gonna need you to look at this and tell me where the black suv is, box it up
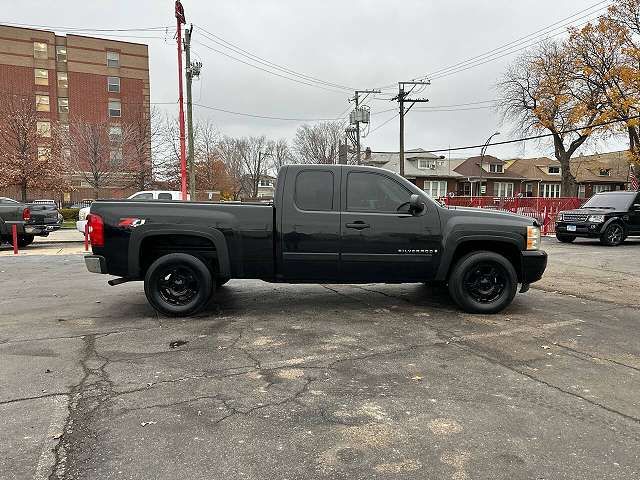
[556,191,640,246]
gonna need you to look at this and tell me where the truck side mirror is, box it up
[409,194,424,215]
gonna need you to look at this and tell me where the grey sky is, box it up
[5,0,627,158]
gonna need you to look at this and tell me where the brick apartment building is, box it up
[0,25,150,201]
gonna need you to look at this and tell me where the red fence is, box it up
[442,196,584,234]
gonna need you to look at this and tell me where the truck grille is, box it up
[562,213,589,222]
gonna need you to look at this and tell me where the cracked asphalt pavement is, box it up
[1,238,639,479]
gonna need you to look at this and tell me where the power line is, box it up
[1,22,171,32]
[193,25,354,92]
[376,0,611,88]
[424,115,640,153]
[191,38,346,95]
[192,102,346,122]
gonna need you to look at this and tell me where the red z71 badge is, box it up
[118,218,146,228]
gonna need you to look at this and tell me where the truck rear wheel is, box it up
[144,253,213,317]
[448,251,518,314]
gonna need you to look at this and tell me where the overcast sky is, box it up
[5,0,628,159]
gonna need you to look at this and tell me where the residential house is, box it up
[363,148,464,197]
[570,151,630,197]
[452,155,526,197]
[504,157,563,197]
[256,175,277,199]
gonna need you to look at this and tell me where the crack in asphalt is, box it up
[553,341,640,373]
[0,391,70,406]
[49,334,116,480]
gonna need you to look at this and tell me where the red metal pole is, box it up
[176,16,188,200]
[84,223,89,251]
[12,224,18,255]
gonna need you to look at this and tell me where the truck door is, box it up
[340,170,441,282]
[629,193,640,234]
[279,168,341,281]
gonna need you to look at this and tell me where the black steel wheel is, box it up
[144,253,213,316]
[600,223,625,246]
[448,251,518,314]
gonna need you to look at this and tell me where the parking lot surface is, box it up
[1,239,639,479]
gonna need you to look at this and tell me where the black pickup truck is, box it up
[556,191,640,246]
[0,197,62,247]
[84,165,547,316]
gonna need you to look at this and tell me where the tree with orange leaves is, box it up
[498,41,605,196]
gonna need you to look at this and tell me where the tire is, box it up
[556,234,576,243]
[144,253,213,317]
[599,222,625,246]
[9,234,35,248]
[448,251,518,314]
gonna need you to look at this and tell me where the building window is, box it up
[58,97,69,113]
[36,121,51,137]
[489,163,504,173]
[57,72,68,89]
[109,125,122,143]
[418,159,435,169]
[108,100,121,117]
[578,185,586,198]
[107,76,120,93]
[424,181,447,198]
[33,42,48,59]
[594,184,612,194]
[56,45,67,62]
[494,182,514,197]
[548,166,560,174]
[541,183,561,198]
[109,148,123,166]
[37,146,51,161]
[258,179,273,187]
[524,183,534,196]
[106,51,120,67]
[34,68,48,86]
[598,168,611,177]
[459,182,472,196]
[35,95,50,112]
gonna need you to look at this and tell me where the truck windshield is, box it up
[582,193,635,211]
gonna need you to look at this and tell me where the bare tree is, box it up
[216,136,245,200]
[497,41,603,196]
[239,136,273,198]
[0,93,67,200]
[270,138,294,172]
[124,105,163,191]
[66,119,129,199]
[193,120,235,199]
[292,121,345,165]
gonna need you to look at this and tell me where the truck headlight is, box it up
[527,225,541,250]
[588,215,605,223]
[557,213,564,222]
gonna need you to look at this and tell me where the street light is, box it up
[479,131,500,196]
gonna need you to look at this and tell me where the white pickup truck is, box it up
[76,191,187,234]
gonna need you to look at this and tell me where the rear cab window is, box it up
[157,193,173,200]
[294,170,334,211]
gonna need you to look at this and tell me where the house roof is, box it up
[570,151,630,184]
[365,151,464,178]
[453,155,526,180]
[505,157,562,182]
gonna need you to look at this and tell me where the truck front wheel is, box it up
[448,251,518,314]
[144,253,213,317]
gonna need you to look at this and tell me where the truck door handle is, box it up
[346,221,370,230]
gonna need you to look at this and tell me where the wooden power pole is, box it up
[395,81,430,177]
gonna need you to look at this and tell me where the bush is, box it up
[60,208,80,221]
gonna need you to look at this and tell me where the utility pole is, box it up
[350,89,380,164]
[184,24,202,201]
[175,1,187,200]
[393,81,430,177]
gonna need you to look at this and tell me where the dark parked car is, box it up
[0,197,62,247]
[556,191,640,246]
[83,165,547,316]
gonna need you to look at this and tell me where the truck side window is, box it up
[347,172,410,213]
[131,193,153,200]
[295,171,334,211]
